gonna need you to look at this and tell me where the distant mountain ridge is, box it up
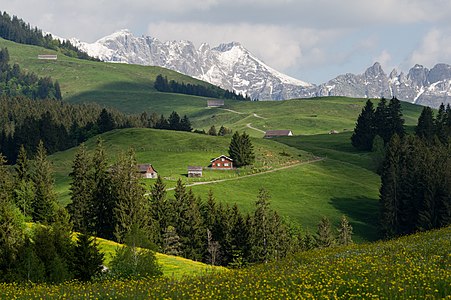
[73,30,451,107]
[71,29,313,101]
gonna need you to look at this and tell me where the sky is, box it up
[3,0,451,83]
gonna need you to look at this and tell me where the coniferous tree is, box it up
[72,233,104,281]
[149,175,168,246]
[162,226,182,256]
[351,99,375,150]
[13,148,34,219]
[228,131,255,167]
[250,188,272,263]
[112,149,151,245]
[67,143,93,233]
[180,115,192,132]
[374,98,391,143]
[91,138,114,240]
[336,215,353,246]
[240,132,255,166]
[54,80,62,100]
[379,134,402,238]
[372,135,385,174]
[387,97,405,139]
[0,153,13,204]
[415,106,435,142]
[32,141,57,223]
[208,125,217,136]
[316,216,334,248]
[97,108,116,133]
[168,111,181,131]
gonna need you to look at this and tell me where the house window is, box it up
[224,163,229,167]
[217,163,221,167]
[221,158,225,161]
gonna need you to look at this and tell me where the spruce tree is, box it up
[337,215,353,246]
[180,115,192,132]
[0,153,13,204]
[67,143,93,233]
[168,111,181,131]
[32,141,57,223]
[374,98,391,143]
[150,175,168,246]
[92,138,114,240]
[54,80,62,100]
[435,103,447,143]
[112,149,151,245]
[316,216,334,248]
[351,99,375,150]
[241,132,255,166]
[250,188,272,263]
[379,134,402,238]
[72,233,104,281]
[208,125,217,136]
[162,226,182,256]
[387,97,405,139]
[415,106,435,142]
[228,131,255,167]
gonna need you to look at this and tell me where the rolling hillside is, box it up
[4,226,449,298]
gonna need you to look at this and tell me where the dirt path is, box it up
[253,113,267,119]
[246,123,265,133]
[218,108,245,114]
[166,157,323,191]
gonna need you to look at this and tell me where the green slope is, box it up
[4,226,449,298]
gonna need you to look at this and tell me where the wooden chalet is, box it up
[137,164,158,179]
[207,99,225,107]
[264,130,293,138]
[210,155,233,169]
[188,166,203,177]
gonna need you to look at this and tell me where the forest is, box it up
[154,74,252,101]
[352,98,451,238]
[0,11,98,61]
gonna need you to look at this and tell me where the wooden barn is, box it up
[137,164,158,179]
[210,155,233,169]
[188,166,203,177]
[207,99,225,107]
[264,130,293,138]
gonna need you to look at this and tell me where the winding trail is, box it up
[246,123,265,133]
[166,157,323,191]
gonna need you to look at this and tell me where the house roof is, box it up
[188,166,203,172]
[137,164,157,173]
[264,130,293,137]
[210,155,233,163]
[207,99,225,106]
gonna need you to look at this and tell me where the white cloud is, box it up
[374,50,393,71]
[410,29,451,67]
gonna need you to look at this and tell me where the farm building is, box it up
[38,54,57,60]
[207,99,225,107]
[137,164,158,179]
[210,155,233,169]
[264,130,293,138]
[188,166,203,177]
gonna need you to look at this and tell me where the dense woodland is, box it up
[0,48,61,100]
[352,99,451,238]
[154,74,251,101]
[0,11,98,61]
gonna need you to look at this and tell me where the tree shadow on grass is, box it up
[329,196,380,241]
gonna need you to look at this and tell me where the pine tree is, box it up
[180,115,192,132]
[434,103,447,143]
[112,149,150,245]
[91,138,114,240]
[97,108,116,133]
[54,80,62,100]
[150,175,167,246]
[316,216,334,248]
[67,143,93,233]
[250,188,272,263]
[351,99,375,150]
[415,106,435,142]
[228,131,255,167]
[379,134,402,238]
[15,145,30,181]
[336,215,353,246]
[387,97,405,139]
[241,132,255,166]
[72,233,104,281]
[168,111,181,131]
[13,148,35,220]
[374,98,391,143]
[208,125,217,136]
[32,141,57,223]
[0,153,13,204]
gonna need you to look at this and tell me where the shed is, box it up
[210,155,233,169]
[188,166,203,177]
[207,99,225,107]
[264,130,293,138]
[38,54,57,60]
[137,164,158,179]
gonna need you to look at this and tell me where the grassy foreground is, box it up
[2,226,449,299]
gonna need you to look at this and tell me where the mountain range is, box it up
[72,30,451,108]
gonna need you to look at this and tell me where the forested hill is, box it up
[0,11,98,61]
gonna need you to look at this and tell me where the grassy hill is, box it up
[4,226,449,299]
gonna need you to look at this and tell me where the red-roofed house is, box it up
[210,155,233,169]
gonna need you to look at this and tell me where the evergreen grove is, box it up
[154,74,252,101]
[352,98,451,238]
[0,139,353,284]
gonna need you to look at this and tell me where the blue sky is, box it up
[3,0,451,83]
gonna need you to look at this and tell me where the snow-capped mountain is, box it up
[71,29,314,100]
[317,62,451,108]
[72,30,451,107]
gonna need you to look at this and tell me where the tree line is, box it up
[0,48,62,100]
[0,11,98,61]
[154,74,251,101]
[352,99,451,239]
